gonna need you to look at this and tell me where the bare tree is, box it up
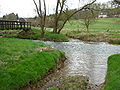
[33,0,46,38]
[53,0,66,33]
[53,0,96,34]
[82,9,96,33]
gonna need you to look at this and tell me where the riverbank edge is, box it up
[20,56,67,90]
[67,35,120,45]
[1,34,120,45]
[103,54,120,90]
[0,28,69,42]
[0,35,69,42]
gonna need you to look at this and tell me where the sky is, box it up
[0,0,111,18]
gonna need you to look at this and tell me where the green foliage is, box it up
[0,38,64,90]
[104,54,120,90]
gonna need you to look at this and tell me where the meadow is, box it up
[63,18,120,44]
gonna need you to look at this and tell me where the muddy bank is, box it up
[67,35,120,45]
[40,76,104,90]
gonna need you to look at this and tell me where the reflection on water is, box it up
[35,39,120,85]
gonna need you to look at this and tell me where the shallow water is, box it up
[35,39,120,85]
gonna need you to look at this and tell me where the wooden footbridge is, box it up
[0,20,31,30]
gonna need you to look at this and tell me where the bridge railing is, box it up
[0,20,31,30]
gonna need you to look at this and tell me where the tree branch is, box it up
[33,0,41,17]
[58,0,96,33]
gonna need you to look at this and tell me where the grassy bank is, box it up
[62,18,120,44]
[0,37,65,90]
[104,54,120,90]
[0,27,69,42]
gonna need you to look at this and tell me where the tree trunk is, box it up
[53,24,58,33]
[40,26,45,38]
[86,26,89,33]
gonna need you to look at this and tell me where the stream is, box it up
[35,39,120,86]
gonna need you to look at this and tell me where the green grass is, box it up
[63,18,120,44]
[0,37,65,90]
[104,54,120,90]
[64,18,120,30]
[44,32,68,42]
[0,27,69,42]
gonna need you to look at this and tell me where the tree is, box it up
[53,0,96,34]
[33,0,46,38]
[82,9,96,33]
[114,0,120,5]
[33,0,96,35]
[2,13,18,20]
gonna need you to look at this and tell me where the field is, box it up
[104,54,120,90]
[63,18,120,44]
[0,37,65,90]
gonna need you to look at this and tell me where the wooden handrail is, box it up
[0,20,31,30]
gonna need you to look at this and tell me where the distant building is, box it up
[98,12,108,18]
[113,14,120,18]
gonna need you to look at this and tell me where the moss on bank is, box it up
[104,54,120,90]
[0,37,65,90]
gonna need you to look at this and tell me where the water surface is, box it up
[35,39,120,85]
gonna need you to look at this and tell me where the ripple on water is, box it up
[34,39,120,85]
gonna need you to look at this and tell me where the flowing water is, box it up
[35,39,120,85]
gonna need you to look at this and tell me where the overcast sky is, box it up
[0,0,111,18]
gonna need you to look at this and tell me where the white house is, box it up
[98,12,108,18]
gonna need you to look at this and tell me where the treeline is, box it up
[27,1,120,27]
[1,1,119,28]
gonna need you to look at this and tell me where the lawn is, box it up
[0,37,65,90]
[104,54,120,90]
[62,18,120,44]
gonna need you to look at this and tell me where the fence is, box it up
[0,20,31,30]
